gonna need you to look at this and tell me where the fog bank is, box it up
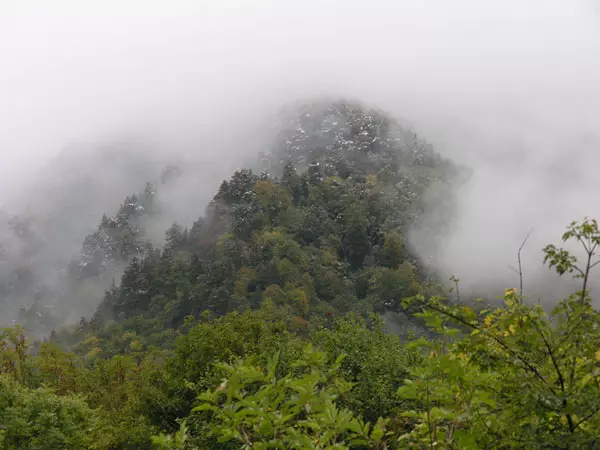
[2,0,599,302]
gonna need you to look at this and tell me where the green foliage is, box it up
[0,374,100,449]
[11,101,600,449]
[151,420,191,450]
[312,315,416,422]
[364,265,420,311]
[192,345,392,449]
[543,217,599,304]
[383,232,406,269]
[3,216,600,448]
[396,348,496,449]
[0,326,29,384]
[398,220,600,448]
[74,101,457,339]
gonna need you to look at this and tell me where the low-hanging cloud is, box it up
[1,0,599,307]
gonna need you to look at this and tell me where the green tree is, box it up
[0,374,101,449]
[313,315,414,422]
[192,345,391,449]
[400,218,600,448]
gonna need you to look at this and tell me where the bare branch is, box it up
[516,229,533,298]
[507,265,519,275]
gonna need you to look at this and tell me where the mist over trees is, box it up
[0,100,599,448]
[2,0,600,447]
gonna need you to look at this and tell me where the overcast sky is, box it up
[2,0,599,295]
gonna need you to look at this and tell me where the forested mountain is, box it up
[0,143,185,331]
[1,101,599,449]
[70,100,461,345]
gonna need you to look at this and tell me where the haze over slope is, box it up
[1,0,600,305]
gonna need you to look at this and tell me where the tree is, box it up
[192,345,391,449]
[400,218,600,448]
[313,315,414,422]
[543,217,600,304]
[382,231,406,269]
[0,374,101,449]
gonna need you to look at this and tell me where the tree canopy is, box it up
[1,101,598,449]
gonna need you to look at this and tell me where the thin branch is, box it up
[572,264,586,277]
[532,317,576,433]
[531,318,564,391]
[569,353,578,391]
[423,302,557,395]
[574,405,600,430]
[578,237,591,256]
[507,266,519,275]
[555,315,586,360]
[515,229,533,298]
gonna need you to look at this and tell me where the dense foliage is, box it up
[1,102,599,448]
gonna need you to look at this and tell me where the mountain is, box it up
[1,100,462,336]
[54,99,462,346]
[0,141,178,329]
[2,100,600,449]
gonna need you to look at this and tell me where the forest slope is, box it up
[2,101,599,449]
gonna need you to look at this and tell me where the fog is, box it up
[1,0,600,311]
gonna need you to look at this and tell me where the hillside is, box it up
[0,143,185,330]
[1,100,599,449]
[2,100,461,335]
[58,100,461,346]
